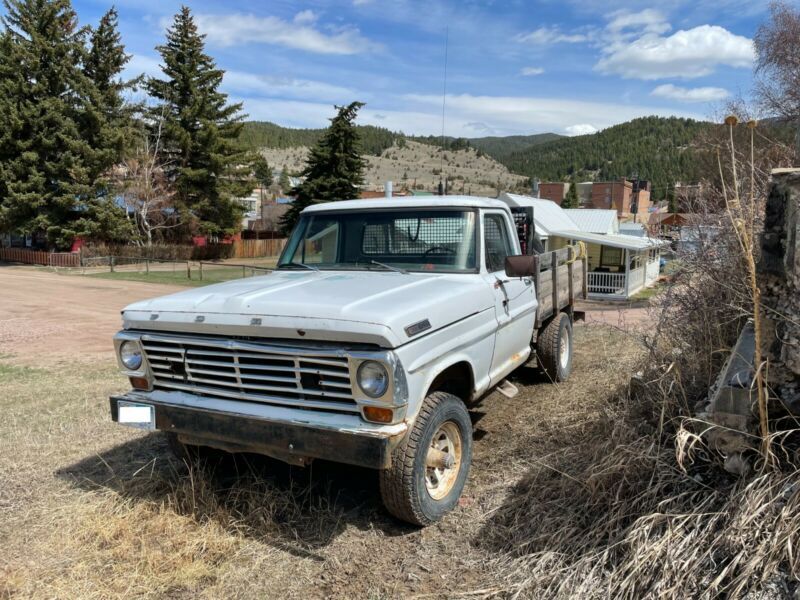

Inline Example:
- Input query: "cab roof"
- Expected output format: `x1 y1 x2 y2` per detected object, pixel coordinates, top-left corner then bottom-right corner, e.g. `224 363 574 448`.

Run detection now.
303 195 509 213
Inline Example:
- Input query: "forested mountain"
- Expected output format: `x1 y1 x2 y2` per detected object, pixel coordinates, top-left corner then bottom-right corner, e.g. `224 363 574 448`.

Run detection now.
239 117 718 201
501 117 712 200
239 121 400 156
411 133 563 160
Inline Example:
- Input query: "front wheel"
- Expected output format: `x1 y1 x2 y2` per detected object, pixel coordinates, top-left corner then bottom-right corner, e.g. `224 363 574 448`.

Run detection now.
380 392 472 526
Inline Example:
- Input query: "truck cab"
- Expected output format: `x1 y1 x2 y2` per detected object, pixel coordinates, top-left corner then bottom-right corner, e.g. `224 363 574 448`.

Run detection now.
110 196 583 525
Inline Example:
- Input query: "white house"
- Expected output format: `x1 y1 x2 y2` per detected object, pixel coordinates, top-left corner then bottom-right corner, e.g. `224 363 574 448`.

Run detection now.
500 193 666 299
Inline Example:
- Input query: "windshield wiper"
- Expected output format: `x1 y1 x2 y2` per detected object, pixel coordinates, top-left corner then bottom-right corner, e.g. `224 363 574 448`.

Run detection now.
279 262 319 272
370 260 408 274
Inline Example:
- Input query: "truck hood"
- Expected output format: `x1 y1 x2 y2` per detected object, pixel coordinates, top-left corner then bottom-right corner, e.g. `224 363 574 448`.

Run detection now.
122 270 495 348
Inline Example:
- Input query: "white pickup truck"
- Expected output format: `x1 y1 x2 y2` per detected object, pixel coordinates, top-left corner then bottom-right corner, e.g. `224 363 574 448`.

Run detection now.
110 196 586 525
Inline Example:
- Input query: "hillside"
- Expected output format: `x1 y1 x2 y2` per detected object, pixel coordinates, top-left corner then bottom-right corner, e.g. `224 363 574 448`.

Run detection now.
260 140 529 197
239 116 717 200
239 122 400 156
501 117 712 200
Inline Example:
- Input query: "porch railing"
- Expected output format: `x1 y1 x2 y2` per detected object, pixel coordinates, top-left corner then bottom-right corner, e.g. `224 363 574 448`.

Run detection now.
587 271 626 295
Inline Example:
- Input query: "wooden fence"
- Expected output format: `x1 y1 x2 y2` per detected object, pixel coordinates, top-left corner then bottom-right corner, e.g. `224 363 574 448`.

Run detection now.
0 248 80 267
232 238 287 259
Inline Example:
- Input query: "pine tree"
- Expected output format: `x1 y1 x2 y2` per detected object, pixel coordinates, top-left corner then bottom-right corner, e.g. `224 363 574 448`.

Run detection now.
253 155 273 190
80 7 139 242
0 0 114 249
280 102 366 235
278 166 290 191
561 179 579 208
82 8 138 183
147 6 252 238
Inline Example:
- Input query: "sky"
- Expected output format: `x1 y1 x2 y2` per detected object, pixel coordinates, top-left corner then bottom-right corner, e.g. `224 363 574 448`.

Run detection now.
71 0 768 137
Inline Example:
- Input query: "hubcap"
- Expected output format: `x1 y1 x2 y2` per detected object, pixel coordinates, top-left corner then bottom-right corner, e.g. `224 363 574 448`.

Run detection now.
559 332 570 370
425 421 463 500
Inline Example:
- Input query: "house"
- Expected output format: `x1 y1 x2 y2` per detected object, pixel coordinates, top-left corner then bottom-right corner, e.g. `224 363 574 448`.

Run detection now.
619 222 646 237
539 182 569 205
591 178 651 219
500 193 666 299
648 212 693 237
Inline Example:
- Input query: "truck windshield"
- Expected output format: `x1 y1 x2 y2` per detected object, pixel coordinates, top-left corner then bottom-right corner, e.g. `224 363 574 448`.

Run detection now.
278 209 477 273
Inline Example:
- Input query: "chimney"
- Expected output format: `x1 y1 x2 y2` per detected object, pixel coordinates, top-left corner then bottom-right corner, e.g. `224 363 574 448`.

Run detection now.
532 178 540 197
385 181 393 199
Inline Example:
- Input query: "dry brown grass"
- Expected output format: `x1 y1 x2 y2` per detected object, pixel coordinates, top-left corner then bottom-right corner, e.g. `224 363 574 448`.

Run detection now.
0 325 648 599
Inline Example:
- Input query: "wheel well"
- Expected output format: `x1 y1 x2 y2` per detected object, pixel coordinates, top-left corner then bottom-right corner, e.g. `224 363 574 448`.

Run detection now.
427 361 474 402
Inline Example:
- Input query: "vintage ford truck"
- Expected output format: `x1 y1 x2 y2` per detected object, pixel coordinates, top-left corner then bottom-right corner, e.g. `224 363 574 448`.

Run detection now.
110 196 586 525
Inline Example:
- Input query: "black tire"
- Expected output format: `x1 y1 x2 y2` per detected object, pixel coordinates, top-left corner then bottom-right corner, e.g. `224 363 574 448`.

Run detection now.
537 312 573 382
379 391 472 526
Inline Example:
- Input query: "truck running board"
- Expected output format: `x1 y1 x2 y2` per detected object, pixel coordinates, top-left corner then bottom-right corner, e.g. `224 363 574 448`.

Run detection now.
496 380 519 399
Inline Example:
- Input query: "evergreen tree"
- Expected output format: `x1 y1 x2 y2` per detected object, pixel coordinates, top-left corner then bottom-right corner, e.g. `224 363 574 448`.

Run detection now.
0 0 127 249
561 179 579 208
82 8 138 184
253 155 273 190
80 6 139 242
280 102 366 235
147 6 252 238
278 166 290 191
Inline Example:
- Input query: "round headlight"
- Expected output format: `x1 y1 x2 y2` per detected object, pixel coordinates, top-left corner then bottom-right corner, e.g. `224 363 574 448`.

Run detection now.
120 341 143 370
357 361 389 398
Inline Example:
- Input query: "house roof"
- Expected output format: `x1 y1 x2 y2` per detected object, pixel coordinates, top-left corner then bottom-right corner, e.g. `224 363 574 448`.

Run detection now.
551 230 669 251
563 209 619 235
619 222 646 237
500 193 578 237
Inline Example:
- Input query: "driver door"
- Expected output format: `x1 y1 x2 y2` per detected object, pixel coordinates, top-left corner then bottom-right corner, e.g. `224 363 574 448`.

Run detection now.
482 211 537 382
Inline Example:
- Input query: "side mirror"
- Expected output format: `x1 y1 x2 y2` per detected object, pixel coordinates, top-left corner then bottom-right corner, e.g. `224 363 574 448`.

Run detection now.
505 255 536 278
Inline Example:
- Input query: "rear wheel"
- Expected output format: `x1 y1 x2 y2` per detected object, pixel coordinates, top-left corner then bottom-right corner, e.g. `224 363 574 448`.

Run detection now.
537 312 573 382
380 392 472 526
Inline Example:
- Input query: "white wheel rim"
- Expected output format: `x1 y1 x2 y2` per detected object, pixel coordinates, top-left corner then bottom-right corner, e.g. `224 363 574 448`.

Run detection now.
425 421 462 500
559 332 570 370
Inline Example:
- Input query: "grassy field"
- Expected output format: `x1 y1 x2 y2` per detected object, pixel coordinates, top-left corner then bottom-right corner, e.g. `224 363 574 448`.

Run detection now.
0 325 647 598
89 263 276 287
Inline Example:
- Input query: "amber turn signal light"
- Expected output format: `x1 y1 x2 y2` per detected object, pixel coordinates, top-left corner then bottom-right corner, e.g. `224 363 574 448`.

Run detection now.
129 376 150 390
363 406 394 423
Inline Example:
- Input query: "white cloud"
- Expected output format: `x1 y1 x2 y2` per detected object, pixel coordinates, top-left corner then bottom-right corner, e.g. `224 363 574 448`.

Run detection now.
399 93 701 136
515 26 590 45
124 53 162 79
606 9 671 36
193 13 379 54
595 24 754 79
565 124 598 136
651 83 730 103
222 71 357 102
293 10 317 25
520 66 545 76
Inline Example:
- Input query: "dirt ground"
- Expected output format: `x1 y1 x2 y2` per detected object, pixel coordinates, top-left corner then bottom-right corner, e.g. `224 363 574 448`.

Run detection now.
0 266 649 598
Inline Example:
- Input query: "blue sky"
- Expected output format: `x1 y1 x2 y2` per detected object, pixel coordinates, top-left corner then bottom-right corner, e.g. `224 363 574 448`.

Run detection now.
73 0 766 137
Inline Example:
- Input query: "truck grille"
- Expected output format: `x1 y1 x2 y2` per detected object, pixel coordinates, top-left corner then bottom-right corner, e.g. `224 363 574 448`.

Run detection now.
140 334 359 414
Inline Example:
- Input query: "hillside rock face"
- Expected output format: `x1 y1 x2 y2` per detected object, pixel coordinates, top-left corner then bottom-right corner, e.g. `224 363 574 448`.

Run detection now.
760 168 800 411
261 141 529 198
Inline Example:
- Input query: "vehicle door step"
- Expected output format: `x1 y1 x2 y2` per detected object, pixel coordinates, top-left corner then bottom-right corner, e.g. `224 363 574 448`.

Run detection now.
496 379 519 399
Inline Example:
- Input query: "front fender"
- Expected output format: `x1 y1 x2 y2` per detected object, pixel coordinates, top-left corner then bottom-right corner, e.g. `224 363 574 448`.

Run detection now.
394 308 496 423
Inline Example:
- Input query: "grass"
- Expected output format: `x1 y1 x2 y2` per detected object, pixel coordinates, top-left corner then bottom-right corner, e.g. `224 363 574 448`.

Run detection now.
0 326 647 599
90 266 273 287
630 283 664 302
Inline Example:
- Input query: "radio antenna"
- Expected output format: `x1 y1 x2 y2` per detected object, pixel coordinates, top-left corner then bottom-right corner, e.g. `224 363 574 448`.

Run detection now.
439 26 449 195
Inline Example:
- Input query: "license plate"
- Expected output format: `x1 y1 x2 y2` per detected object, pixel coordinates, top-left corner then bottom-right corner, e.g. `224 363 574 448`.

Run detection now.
117 401 155 430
